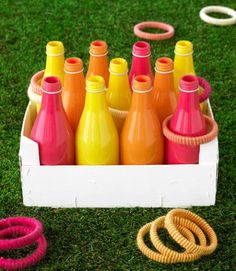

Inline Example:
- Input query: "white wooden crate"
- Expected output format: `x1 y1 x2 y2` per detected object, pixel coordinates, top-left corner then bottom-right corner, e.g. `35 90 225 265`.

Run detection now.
19 102 218 208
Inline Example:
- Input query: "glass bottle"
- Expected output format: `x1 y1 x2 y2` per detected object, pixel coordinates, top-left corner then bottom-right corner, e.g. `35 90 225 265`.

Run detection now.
165 75 207 164
153 57 177 123
174 40 207 113
62 57 85 133
36 41 65 112
86 40 109 87
30 76 74 165
129 41 153 87
106 58 131 132
76 76 119 165
121 75 164 165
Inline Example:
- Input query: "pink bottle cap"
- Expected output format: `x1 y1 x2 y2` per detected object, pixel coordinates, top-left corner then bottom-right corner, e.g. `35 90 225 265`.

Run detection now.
179 75 199 92
132 41 151 56
42 76 61 93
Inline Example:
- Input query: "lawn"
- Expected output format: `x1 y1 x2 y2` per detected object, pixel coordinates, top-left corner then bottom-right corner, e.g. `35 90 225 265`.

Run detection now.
0 0 236 270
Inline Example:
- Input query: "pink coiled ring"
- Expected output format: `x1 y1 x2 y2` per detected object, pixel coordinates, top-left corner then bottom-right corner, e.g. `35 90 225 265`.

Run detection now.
134 21 175 40
0 217 47 270
0 217 43 250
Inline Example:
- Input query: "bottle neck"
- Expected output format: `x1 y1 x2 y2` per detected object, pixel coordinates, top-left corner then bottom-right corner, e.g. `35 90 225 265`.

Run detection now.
154 72 174 93
41 92 63 112
108 73 129 91
131 90 153 110
130 55 153 82
107 73 131 110
178 90 200 110
170 90 205 135
174 53 195 73
87 55 109 85
131 54 151 66
64 72 84 92
44 55 65 84
88 54 108 70
84 91 107 110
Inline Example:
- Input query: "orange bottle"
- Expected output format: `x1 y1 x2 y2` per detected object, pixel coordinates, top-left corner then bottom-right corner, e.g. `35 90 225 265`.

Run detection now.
153 57 177 123
121 75 164 165
62 57 85 133
86 40 109 87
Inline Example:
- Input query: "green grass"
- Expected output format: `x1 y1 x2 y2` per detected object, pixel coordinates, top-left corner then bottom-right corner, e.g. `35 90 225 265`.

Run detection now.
0 0 236 270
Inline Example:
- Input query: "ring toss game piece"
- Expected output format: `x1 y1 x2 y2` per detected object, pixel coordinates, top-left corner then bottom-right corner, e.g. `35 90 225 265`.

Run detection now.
0 217 47 270
134 21 175 40
199 6 236 26
137 209 218 264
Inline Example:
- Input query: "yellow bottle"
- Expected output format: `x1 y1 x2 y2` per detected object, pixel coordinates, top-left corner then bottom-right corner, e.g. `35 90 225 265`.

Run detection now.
174 40 207 113
106 58 131 133
42 41 65 84
76 76 119 165
36 41 65 112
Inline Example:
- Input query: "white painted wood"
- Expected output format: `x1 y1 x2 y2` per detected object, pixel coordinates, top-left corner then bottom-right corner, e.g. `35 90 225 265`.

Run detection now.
19 102 219 208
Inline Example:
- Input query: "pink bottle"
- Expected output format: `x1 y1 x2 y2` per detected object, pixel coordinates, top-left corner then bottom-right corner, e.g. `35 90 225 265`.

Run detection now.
165 75 207 164
30 76 75 165
129 41 153 87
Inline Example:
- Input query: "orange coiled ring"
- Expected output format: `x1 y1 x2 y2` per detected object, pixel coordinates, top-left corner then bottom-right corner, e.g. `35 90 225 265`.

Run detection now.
137 209 217 264
162 115 218 146
165 209 218 255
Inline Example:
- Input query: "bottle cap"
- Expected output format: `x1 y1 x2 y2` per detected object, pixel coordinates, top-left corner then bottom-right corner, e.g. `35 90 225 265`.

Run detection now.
175 40 193 55
155 57 173 73
109 58 128 74
65 57 83 73
179 75 198 92
46 41 64 56
86 75 105 92
42 76 61 93
90 40 107 56
132 75 152 92
132 41 151 57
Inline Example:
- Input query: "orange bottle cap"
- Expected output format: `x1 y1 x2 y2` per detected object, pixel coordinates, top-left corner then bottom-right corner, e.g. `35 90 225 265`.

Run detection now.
90 40 108 56
155 57 173 73
132 75 152 93
65 57 83 73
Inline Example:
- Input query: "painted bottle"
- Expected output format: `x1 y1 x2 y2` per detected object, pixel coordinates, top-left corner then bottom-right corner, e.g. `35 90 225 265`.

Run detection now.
36 41 65 112
174 40 207 112
153 57 177 123
106 58 131 132
86 40 109 87
129 41 153 87
165 75 207 164
30 76 74 165
76 75 119 165
121 75 164 165
42 41 65 84
62 57 85 133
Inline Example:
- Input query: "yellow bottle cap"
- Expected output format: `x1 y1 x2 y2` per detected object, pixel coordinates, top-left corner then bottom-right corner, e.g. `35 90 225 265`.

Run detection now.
86 75 105 92
46 41 64 56
109 58 128 75
175 40 193 55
